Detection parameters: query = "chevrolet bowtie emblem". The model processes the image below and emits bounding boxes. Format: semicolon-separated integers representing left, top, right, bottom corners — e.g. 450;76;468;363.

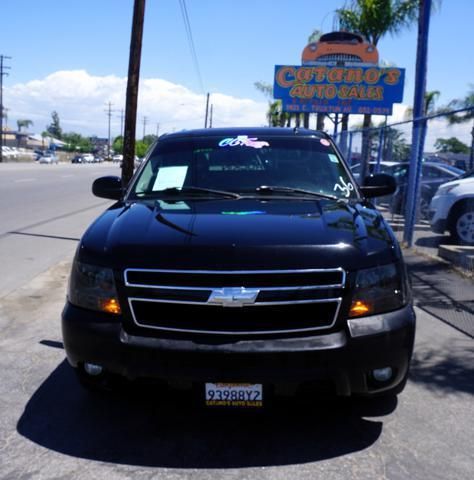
208;287;260;307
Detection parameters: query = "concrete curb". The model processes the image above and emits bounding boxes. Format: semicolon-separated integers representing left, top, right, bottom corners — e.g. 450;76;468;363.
438;245;474;276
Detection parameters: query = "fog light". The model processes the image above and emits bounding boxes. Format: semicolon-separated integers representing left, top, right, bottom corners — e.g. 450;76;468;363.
372;367;393;382
84;363;103;376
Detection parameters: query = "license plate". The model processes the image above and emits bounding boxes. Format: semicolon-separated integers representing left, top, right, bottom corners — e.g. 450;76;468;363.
205;383;263;408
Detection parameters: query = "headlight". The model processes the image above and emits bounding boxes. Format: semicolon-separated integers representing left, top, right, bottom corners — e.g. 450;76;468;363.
437;183;459;195
349;263;408;318
68;261;122;315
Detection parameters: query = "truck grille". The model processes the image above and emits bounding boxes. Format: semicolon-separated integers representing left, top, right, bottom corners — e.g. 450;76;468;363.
124;268;345;336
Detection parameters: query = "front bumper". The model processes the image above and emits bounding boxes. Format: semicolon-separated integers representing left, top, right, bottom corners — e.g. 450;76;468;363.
429;193;455;233
62;303;416;396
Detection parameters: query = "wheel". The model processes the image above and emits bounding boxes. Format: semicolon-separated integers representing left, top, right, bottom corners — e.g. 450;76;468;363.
449;201;474;246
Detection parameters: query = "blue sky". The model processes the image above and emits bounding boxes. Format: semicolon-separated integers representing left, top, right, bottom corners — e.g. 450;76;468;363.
1;0;473;145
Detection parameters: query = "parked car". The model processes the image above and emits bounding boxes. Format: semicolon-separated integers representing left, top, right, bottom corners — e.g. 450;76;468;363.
302;31;379;66
62;127;415;404
38;152;58;164
351;161;464;218
1;146;17;159
112;154;123;163
429;170;474;245
388;162;464;219
71;155;83;164
82;153;95;163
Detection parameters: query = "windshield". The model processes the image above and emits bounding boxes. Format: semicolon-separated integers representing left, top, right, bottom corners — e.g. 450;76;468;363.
130;134;357;200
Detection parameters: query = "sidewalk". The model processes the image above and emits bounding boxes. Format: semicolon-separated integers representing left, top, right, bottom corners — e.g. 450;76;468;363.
404;248;474;339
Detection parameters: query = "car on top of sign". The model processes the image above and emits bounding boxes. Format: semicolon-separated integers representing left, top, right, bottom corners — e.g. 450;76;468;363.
301;31;379;67
274;30;404;116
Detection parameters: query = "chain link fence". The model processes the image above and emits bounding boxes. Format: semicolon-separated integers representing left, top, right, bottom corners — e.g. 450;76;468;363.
333;107;474;336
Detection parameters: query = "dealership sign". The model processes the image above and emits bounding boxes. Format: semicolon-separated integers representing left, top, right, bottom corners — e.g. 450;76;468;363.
274;65;405;115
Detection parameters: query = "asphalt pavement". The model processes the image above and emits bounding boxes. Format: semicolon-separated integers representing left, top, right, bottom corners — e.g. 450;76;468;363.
0;260;472;479
0;162;117;296
0;161;473;479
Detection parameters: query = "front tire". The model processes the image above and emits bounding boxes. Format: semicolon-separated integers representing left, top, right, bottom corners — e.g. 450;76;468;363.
449;200;474;246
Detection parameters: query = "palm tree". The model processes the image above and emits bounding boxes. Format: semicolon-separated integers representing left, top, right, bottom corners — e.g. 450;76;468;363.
254;81;290;127
404;90;440;119
17;119;34;132
336;0;419;180
446;85;474;170
404;90;441;163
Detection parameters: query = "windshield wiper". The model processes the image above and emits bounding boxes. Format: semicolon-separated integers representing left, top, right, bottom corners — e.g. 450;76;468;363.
254;185;338;201
137;186;241;199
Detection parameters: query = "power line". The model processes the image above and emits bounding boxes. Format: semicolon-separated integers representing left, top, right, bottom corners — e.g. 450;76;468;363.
179;0;205;93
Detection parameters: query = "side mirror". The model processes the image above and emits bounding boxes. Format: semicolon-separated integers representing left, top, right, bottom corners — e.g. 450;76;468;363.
92;176;123;200
360;173;397;198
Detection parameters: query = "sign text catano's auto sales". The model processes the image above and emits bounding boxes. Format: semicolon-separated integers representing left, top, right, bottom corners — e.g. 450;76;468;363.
273;65;405;115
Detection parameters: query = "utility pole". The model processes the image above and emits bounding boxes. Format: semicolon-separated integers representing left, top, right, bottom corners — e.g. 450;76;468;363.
204;92;210;128
209;104;213;128
122;0;146;186
116;109;125;138
142;115;148;139
156;122;160;137
105;101;114;160
0;55;12;163
404;0;432;247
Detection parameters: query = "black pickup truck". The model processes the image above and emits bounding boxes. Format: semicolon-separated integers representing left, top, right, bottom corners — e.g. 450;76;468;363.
62;127;415;406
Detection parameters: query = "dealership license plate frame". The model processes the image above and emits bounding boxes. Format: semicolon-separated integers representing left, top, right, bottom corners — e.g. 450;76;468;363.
205;382;263;408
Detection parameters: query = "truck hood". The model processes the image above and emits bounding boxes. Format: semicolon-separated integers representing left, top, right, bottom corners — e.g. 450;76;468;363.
79;198;398;271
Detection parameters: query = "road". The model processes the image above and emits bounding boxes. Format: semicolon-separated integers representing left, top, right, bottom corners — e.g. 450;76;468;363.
0;162;473;479
0;162;117;297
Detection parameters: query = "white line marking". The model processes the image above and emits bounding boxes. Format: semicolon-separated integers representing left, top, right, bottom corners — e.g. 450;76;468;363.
15;178;36;183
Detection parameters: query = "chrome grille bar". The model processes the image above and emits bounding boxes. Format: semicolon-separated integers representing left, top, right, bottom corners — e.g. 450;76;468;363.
124;267;346;336
124;267;346;291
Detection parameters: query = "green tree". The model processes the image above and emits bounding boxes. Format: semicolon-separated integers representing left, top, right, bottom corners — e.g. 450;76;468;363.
46;111;63;139
254;81;291;127
142;134;158;146
17;119;34;132
41;131;49;150
447;85;474;123
434;137;470;154
336;0;419;178
114;135;148;157
135;140;149;157
446;85;474;169
112;135;124;154
379;126;410;161
405;90;441;119
62;132;92;152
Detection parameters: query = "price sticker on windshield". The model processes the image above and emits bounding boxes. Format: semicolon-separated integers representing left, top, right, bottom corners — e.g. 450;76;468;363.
205;383;263;408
